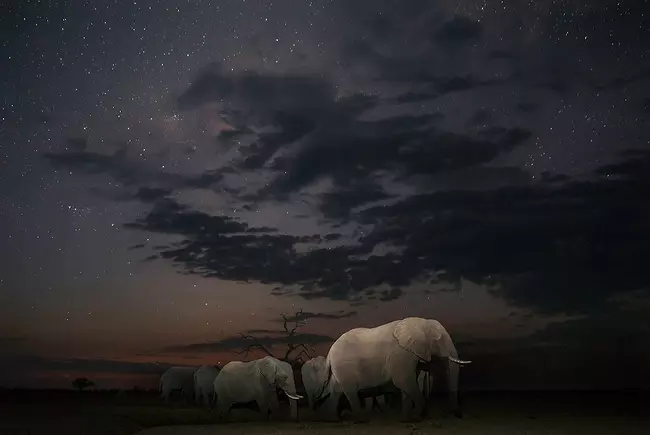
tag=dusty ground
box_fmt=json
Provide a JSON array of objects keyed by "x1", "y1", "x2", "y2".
[{"x1": 0, "y1": 390, "x2": 648, "y2": 435}]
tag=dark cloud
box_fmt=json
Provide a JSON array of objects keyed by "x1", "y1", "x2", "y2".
[
  {"x1": 38, "y1": 0, "x2": 650, "y2": 318},
  {"x1": 166, "y1": 56, "x2": 532, "y2": 210},
  {"x1": 133, "y1": 187, "x2": 173, "y2": 203},
  {"x1": 266, "y1": 117, "x2": 530, "y2": 200},
  {"x1": 65, "y1": 137, "x2": 88, "y2": 152},
  {"x1": 124, "y1": 198, "x2": 249, "y2": 236},
  {"x1": 378, "y1": 287, "x2": 403, "y2": 302},
  {"x1": 44, "y1": 145, "x2": 135, "y2": 183},
  {"x1": 467, "y1": 108, "x2": 493, "y2": 127},
  {"x1": 272, "y1": 310, "x2": 358, "y2": 322},
  {"x1": 487, "y1": 50, "x2": 517, "y2": 60},
  {"x1": 432, "y1": 15, "x2": 483, "y2": 43},
  {"x1": 177, "y1": 62, "x2": 335, "y2": 116},
  {"x1": 319, "y1": 180, "x2": 391, "y2": 219},
  {"x1": 517, "y1": 102, "x2": 539, "y2": 114},
  {"x1": 391, "y1": 75, "x2": 508, "y2": 103},
  {"x1": 594, "y1": 68, "x2": 650, "y2": 92},
  {"x1": 162, "y1": 331, "x2": 334, "y2": 353},
  {"x1": 356, "y1": 148, "x2": 650, "y2": 314},
  {"x1": 44, "y1": 8, "x2": 533, "y2": 212},
  {"x1": 336, "y1": 2, "x2": 577, "y2": 105},
  {"x1": 0, "y1": 354, "x2": 173, "y2": 375},
  {"x1": 126, "y1": 149, "x2": 650, "y2": 315},
  {"x1": 43, "y1": 141, "x2": 225, "y2": 196}
]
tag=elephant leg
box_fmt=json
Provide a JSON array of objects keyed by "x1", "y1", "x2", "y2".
[
  {"x1": 269, "y1": 392, "x2": 281, "y2": 420},
  {"x1": 256, "y1": 395, "x2": 270, "y2": 421},
  {"x1": 400, "y1": 390, "x2": 414, "y2": 418},
  {"x1": 163, "y1": 390, "x2": 173, "y2": 407},
  {"x1": 323, "y1": 391, "x2": 342, "y2": 421},
  {"x1": 215, "y1": 395, "x2": 232, "y2": 422},
  {"x1": 394, "y1": 377, "x2": 425, "y2": 422},
  {"x1": 375, "y1": 395, "x2": 391, "y2": 413},
  {"x1": 363, "y1": 396, "x2": 373, "y2": 411},
  {"x1": 342, "y1": 388, "x2": 366, "y2": 423},
  {"x1": 307, "y1": 394, "x2": 314, "y2": 412}
]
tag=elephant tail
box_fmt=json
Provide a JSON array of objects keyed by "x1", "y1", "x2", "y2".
[{"x1": 315, "y1": 356, "x2": 333, "y2": 402}]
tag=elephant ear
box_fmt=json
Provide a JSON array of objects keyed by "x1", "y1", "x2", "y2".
[
  {"x1": 393, "y1": 317, "x2": 442, "y2": 361},
  {"x1": 259, "y1": 357, "x2": 276, "y2": 384}
]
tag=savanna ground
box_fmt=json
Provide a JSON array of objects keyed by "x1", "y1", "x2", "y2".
[{"x1": 0, "y1": 389, "x2": 648, "y2": 435}]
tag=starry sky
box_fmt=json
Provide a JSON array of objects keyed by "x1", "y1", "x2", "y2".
[{"x1": 1, "y1": 0, "x2": 649, "y2": 391}]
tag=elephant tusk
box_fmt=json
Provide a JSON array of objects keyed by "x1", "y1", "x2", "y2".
[
  {"x1": 449, "y1": 356, "x2": 472, "y2": 364},
  {"x1": 284, "y1": 390, "x2": 303, "y2": 400}
]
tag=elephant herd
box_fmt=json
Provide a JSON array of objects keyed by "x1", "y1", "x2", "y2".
[{"x1": 158, "y1": 316, "x2": 472, "y2": 422}]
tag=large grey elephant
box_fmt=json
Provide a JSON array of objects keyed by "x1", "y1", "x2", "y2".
[
  {"x1": 319, "y1": 317, "x2": 471, "y2": 421},
  {"x1": 159, "y1": 366, "x2": 197, "y2": 404},
  {"x1": 193, "y1": 364, "x2": 220, "y2": 408},
  {"x1": 302, "y1": 356, "x2": 431, "y2": 414},
  {"x1": 212, "y1": 356, "x2": 303, "y2": 421}
]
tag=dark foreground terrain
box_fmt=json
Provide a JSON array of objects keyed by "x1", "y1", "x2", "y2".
[{"x1": 0, "y1": 389, "x2": 648, "y2": 435}]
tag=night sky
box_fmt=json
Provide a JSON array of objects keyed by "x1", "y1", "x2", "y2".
[{"x1": 1, "y1": 0, "x2": 649, "y2": 391}]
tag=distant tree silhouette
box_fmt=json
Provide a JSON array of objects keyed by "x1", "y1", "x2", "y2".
[
  {"x1": 71, "y1": 377, "x2": 95, "y2": 391},
  {"x1": 237, "y1": 309, "x2": 315, "y2": 368}
]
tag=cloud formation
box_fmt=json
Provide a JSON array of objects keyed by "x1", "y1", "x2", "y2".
[
  {"x1": 273, "y1": 310, "x2": 357, "y2": 322},
  {"x1": 118, "y1": 148, "x2": 650, "y2": 315},
  {"x1": 40, "y1": 1, "x2": 650, "y2": 320},
  {"x1": 0, "y1": 355, "x2": 172, "y2": 376},
  {"x1": 162, "y1": 331, "x2": 334, "y2": 354}
]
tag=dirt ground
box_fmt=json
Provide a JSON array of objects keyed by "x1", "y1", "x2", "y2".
[{"x1": 0, "y1": 390, "x2": 648, "y2": 435}]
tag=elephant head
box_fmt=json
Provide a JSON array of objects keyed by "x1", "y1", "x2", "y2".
[
  {"x1": 393, "y1": 317, "x2": 471, "y2": 417},
  {"x1": 258, "y1": 356, "x2": 302, "y2": 400},
  {"x1": 258, "y1": 356, "x2": 303, "y2": 420}
]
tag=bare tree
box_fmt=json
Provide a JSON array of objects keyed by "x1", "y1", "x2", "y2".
[{"x1": 237, "y1": 309, "x2": 315, "y2": 367}]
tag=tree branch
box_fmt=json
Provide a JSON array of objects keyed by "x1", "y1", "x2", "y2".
[
  {"x1": 236, "y1": 333, "x2": 275, "y2": 359},
  {"x1": 236, "y1": 309, "x2": 315, "y2": 364}
]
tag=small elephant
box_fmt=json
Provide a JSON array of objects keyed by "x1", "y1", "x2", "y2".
[
  {"x1": 212, "y1": 356, "x2": 303, "y2": 421},
  {"x1": 159, "y1": 366, "x2": 197, "y2": 404},
  {"x1": 322, "y1": 317, "x2": 471, "y2": 421},
  {"x1": 193, "y1": 364, "x2": 220, "y2": 408}
]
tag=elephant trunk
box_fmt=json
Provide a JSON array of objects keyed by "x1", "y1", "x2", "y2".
[
  {"x1": 441, "y1": 330, "x2": 469, "y2": 418},
  {"x1": 447, "y1": 358, "x2": 461, "y2": 417},
  {"x1": 279, "y1": 377, "x2": 302, "y2": 421}
]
